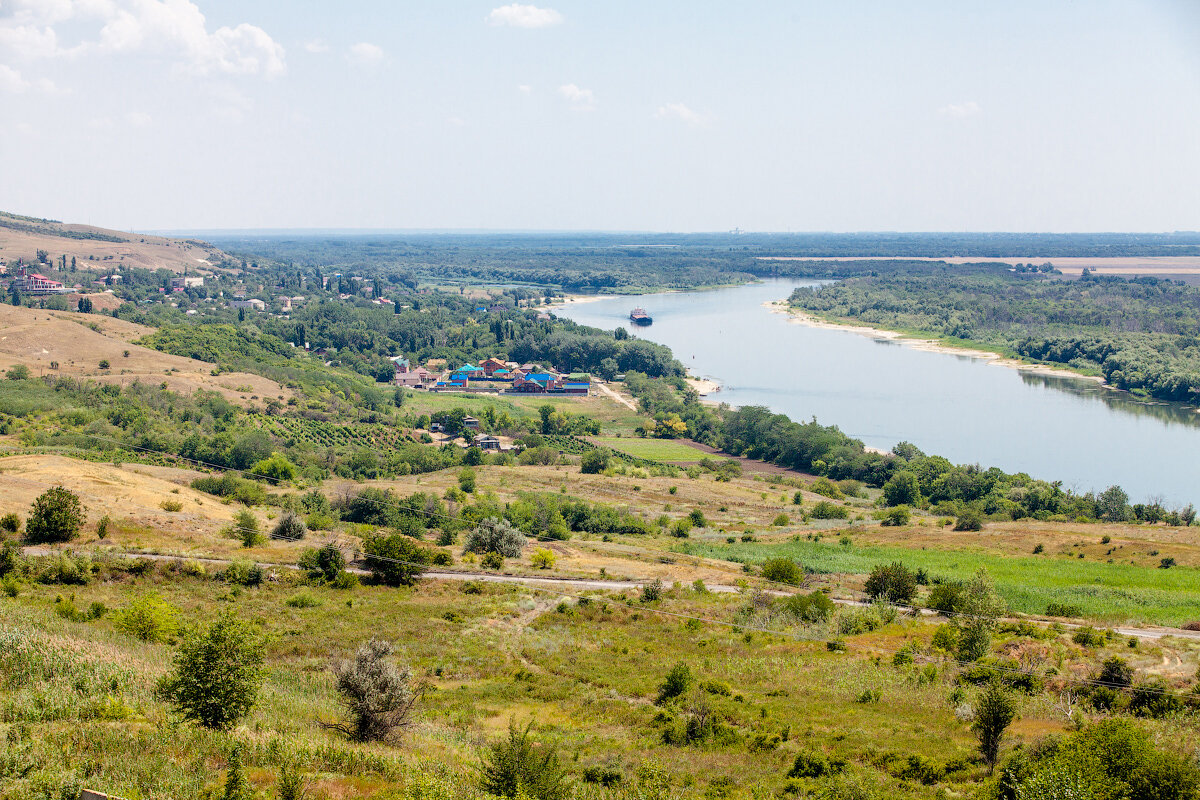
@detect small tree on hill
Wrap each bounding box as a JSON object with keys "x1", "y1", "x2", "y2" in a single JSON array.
[
  {"x1": 299, "y1": 542, "x2": 346, "y2": 583},
  {"x1": 882, "y1": 471, "x2": 922, "y2": 507},
  {"x1": 464, "y1": 517, "x2": 526, "y2": 558},
  {"x1": 272, "y1": 512, "x2": 307, "y2": 542},
  {"x1": 973, "y1": 682, "x2": 1016, "y2": 772},
  {"x1": 863, "y1": 562, "x2": 917, "y2": 604},
  {"x1": 362, "y1": 532, "x2": 430, "y2": 586},
  {"x1": 323, "y1": 638, "x2": 423, "y2": 742},
  {"x1": 26, "y1": 486, "x2": 86, "y2": 544},
  {"x1": 955, "y1": 568, "x2": 1007, "y2": 662},
  {"x1": 156, "y1": 611, "x2": 266, "y2": 730},
  {"x1": 479, "y1": 719, "x2": 568, "y2": 800},
  {"x1": 580, "y1": 449, "x2": 610, "y2": 474},
  {"x1": 656, "y1": 663, "x2": 692, "y2": 704}
]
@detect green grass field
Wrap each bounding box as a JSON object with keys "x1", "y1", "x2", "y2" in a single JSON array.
[
  {"x1": 590, "y1": 437, "x2": 707, "y2": 462},
  {"x1": 679, "y1": 538, "x2": 1200, "y2": 626}
]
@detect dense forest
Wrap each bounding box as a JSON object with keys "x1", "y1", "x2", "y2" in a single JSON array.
[{"x1": 788, "y1": 267, "x2": 1200, "y2": 403}]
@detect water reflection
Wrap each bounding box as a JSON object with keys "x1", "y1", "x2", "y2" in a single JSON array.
[{"x1": 1017, "y1": 372, "x2": 1200, "y2": 427}]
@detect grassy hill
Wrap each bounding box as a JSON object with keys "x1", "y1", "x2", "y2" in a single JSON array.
[{"x1": 0, "y1": 210, "x2": 228, "y2": 274}]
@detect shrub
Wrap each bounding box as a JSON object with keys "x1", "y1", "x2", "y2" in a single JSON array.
[
  {"x1": 809, "y1": 478, "x2": 844, "y2": 500},
  {"x1": 458, "y1": 468, "x2": 476, "y2": 494},
  {"x1": 531, "y1": 548, "x2": 556, "y2": 569},
  {"x1": 641, "y1": 577, "x2": 664, "y2": 603},
  {"x1": 927, "y1": 581, "x2": 967, "y2": 614},
  {"x1": 363, "y1": 533, "x2": 433, "y2": 586},
  {"x1": 1095, "y1": 656, "x2": 1133, "y2": 688},
  {"x1": 478, "y1": 719, "x2": 567, "y2": 800},
  {"x1": 299, "y1": 543, "x2": 345, "y2": 583},
  {"x1": 1045, "y1": 602, "x2": 1083, "y2": 617},
  {"x1": 1128, "y1": 679, "x2": 1184, "y2": 718},
  {"x1": 464, "y1": 517, "x2": 526, "y2": 558},
  {"x1": 792, "y1": 491, "x2": 804, "y2": 505},
  {"x1": 882, "y1": 471, "x2": 922, "y2": 507},
  {"x1": 780, "y1": 591, "x2": 835, "y2": 623},
  {"x1": 272, "y1": 512, "x2": 307, "y2": 542},
  {"x1": 0, "y1": 539, "x2": 23, "y2": 577},
  {"x1": 5, "y1": 364, "x2": 30, "y2": 380},
  {"x1": 232, "y1": 508, "x2": 263, "y2": 547},
  {"x1": 761, "y1": 558, "x2": 804, "y2": 585},
  {"x1": 788, "y1": 750, "x2": 845, "y2": 779},
  {"x1": 285, "y1": 592, "x2": 321, "y2": 609},
  {"x1": 159, "y1": 499, "x2": 183, "y2": 512},
  {"x1": 0, "y1": 513, "x2": 20, "y2": 533},
  {"x1": 96, "y1": 514, "x2": 110, "y2": 539},
  {"x1": 223, "y1": 559, "x2": 263, "y2": 587},
  {"x1": 953, "y1": 510, "x2": 984, "y2": 532},
  {"x1": 324, "y1": 638, "x2": 422, "y2": 742},
  {"x1": 863, "y1": 562, "x2": 917, "y2": 604},
  {"x1": 113, "y1": 593, "x2": 181, "y2": 643},
  {"x1": 251, "y1": 452, "x2": 298, "y2": 485},
  {"x1": 656, "y1": 663, "x2": 692, "y2": 704},
  {"x1": 771, "y1": 513, "x2": 790, "y2": 526},
  {"x1": 98, "y1": 359, "x2": 110, "y2": 369},
  {"x1": 331, "y1": 571, "x2": 359, "y2": 590},
  {"x1": 931, "y1": 624, "x2": 958, "y2": 651},
  {"x1": 156, "y1": 611, "x2": 266, "y2": 730},
  {"x1": 1072, "y1": 626, "x2": 1106, "y2": 647},
  {"x1": 580, "y1": 449, "x2": 610, "y2": 474},
  {"x1": 879, "y1": 506, "x2": 911, "y2": 527},
  {"x1": 26, "y1": 486, "x2": 86, "y2": 543},
  {"x1": 481, "y1": 552, "x2": 504, "y2": 570},
  {"x1": 809, "y1": 501, "x2": 849, "y2": 520}
]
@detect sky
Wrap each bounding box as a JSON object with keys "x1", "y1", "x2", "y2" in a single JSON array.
[{"x1": 1, "y1": 0, "x2": 1198, "y2": 233}]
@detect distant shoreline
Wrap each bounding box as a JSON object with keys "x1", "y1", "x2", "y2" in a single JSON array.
[{"x1": 764, "y1": 300, "x2": 1105, "y2": 384}]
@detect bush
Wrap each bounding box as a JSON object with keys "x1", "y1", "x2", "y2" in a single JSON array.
[
  {"x1": 809, "y1": 501, "x2": 849, "y2": 520},
  {"x1": 953, "y1": 510, "x2": 984, "y2": 532},
  {"x1": 231, "y1": 508, "x2": 263, "y2": 547},
  {"x1": 0, "y1": 513, "x2": 20, "y2": 533},
  {"x1": 927, "y1": 581, "x2": 966, "y2": 614},
  {"x1": 973, "y1": 682, "x2": 1016, "y2": 771},
  {"x1": 285, "y1": 592, "x2": 320, "y2": 608},
  {"x1": 251, "y1": 452, "x2": 298, "y2": 485},
  {"x1": 324, "y1": 638, "x2": 421, "y2": 742},
  {"x1": 863, "y1": 562, "x2": 917, "y2": 604},
  {"x1": 788, "y1": 750, "x2": 845, "y2": 779},
  {"x1": 481, "y1": 552, "x2": 504, "y2": 570},
  {"x1": 0, "y1": 539, "x2": 23, "y2": 577},
  {"x1": 531, "y1": 548, "x2": 556, "y2": 569},
  {"x1": 879, "y1": 506, "x2": 910, "y2": 527},
  {"x1": 363, "y1": 533, "x2": 433, "y2": 586},
  {"x1": 156, "y1": 611, "x2": 266, "y2": 730},
  {"x1": 464, "y1": 517, "x2": 526, "y2": 558},
  {"x1": 478, "y1": 719, "x2": 567, "y2": 800},
  {"x1": 771, "y1": 513, "x2": 790, "y2": 526},
  {"x1": 1072, "y1": 626, "x2": 1107, "y2": 647},
  {"x1": 656, "y1": 663, "x2": 692, "y2": 704},
  {"x1": 159, "y1": 499, "x2": 183, "y2": 512},
  {"x1": 1045, "y1": 602, "x2": 1083, "y2": 617},
  {"x1": 26, "y1": 486, "x2": 86, "y2": 543},
  {"x1": 640, "y1": 577, "x2": 664, "y2": 603},
  {"x1": 223, "y1": 559, "x2": 263, "y2": 586},
  {"x1": 882, "y1": 471, "x2": 921, "y2": 507},
  {"x1": 299, "y1": 543, "x2": 345, "y2": 583},
  {"x1": 580, "y1": 449, "x2": 611, "y2": 474},
  {"x1": 761, "y1": 558, "x2": 804, "y2": 585},
  {"x1": 113, "y1": 593, "x2": 180, "y2": 643},
  {"x1": 271, "y1": 512, "x2": 307, "y2": 542},
  {"x1": 96, "y1": 514, "x2": 110, "y2": 539},
  {"x1": 809, "y1": 478, "x2": 845, "y2": 500},
  {"x1": 1095, "y1": 656, "x2": 1133, "y2": 688},
  {"x1": 780, "y1": 590, "x2": 835, "y2": 622}
]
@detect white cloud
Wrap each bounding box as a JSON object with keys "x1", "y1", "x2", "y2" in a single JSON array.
[
  {"x1": 303, "y1": 39, "x2": 330, "y2": 54},
  {"x1": 347, "y1": 42, "x2": 384, "y2": 63},
  {"x1": 0, "y1": 0, "x2": 287, "y2": 78},
  {"x1": 446, "y1": 115, "x2": 465, "y2": 127},
  {"x1": 0, "y1": 64, "x2": 29, "y2": 92},
  {"x1": 654, "y1": 102, "x2": 704, "y2": 126},
  {"x1": 558, "y1": 83, "x2": 596, "y2": 110},
  {"x1": 938, "y1": 101, "x2": 982, "y2": 119},
  {"x1": 517, "y1": 84, "x2": 532, "y2": 95},
  {"x1": 126, "y1": 110, "x2": 152, "y2": 127},
  {"x1": 487, "y1": 4, "x2": 564, "y2": 28}
]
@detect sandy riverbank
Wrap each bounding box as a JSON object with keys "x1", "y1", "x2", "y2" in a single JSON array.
[
  {"x1": 685, "y1": 375, "x2": 721, "y2": 396},
  {"x1": 764, "y1": 301, "x2": 1104, "y2": 384},
  {"x1": 541, "y1": 294, "x2": 608, "y2": 312}
]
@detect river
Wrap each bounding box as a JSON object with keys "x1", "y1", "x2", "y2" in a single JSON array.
[{"x1": 554, "y1": 279, "x2": 1200, "y2": 507}]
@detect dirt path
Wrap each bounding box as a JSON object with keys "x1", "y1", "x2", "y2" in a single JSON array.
[{"x1": 593, "y1": 380, "x2": 637, "y2": 411}]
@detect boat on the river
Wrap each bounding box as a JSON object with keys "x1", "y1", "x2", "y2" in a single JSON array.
[{"x1": 629, "y1": 307, "x2": 652, "y2": 325}]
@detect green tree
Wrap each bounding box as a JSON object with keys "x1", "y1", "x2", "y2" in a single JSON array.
[
  {"x1": 299, "y1": 543, "x2": 346, "y2": 583},
  {"x1": 955, "y1": 568, "x2": 1006, "y2": 661},
  {"x1": 5, "y1": 364, "x2": 30, "y2": 380},
  {"x1": 863, "y1": 562, "x2": 917, "y2": 604},
  {"x1": 656, "y1": 663, "x2": 692, "y2": 704},
  {"x1": 252, "y1": 452, "x2": 298, "y2": 485},
  {"x1": 1096, "y1": 485, "x2": 1131, "y2": 522},
  {"x1": 271, "y1": 512, "x2": 307, "y2": 542},
  {"x1": 362, "y1": 532, "x2": 430, "y2": 586},
  {"x1": 972, "y1": 682, "x2": 1016, "y2": 772},
  {"x1": 26, "y1": 486, "x2": 86, "y2": 544},
  {"x1": 478, "y1": 719, "x2": 568, "y2": 800},
  {"x1": 882, "y1": 471, "x2": 922, "y2": 507},
  {"x1": 464, "y1": 517, "x2": 526, "y2": 558},
  {"x1": 156, "y1": 612, "x2": 266, "y2": 730},
  {"x1": 113, "y1": 592, "x2": 181, "y2": 643},
  {"x1": 761, "y1": 558, "x2": 804, "y2": 585},
  {"x1": 580, "y1": 448, "x2": 610, "y2": 474}
]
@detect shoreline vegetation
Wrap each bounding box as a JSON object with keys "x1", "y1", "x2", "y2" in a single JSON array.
[{"x1": 766, "y1": 300, "x2": 1105, "y2": 383}]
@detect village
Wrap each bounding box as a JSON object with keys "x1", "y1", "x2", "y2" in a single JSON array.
[{"x1": 391, "y1": 355, "x2": 592, "y2": 396}]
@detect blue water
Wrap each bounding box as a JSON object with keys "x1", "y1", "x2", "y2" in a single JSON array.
[{"x1": 556, "y1": 280, "x2": 1200, "y2": 507}]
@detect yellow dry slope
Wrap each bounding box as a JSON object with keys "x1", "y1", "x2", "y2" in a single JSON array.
[
  {"x1": 0, "y1": 304, "x2": 290, "y2": 407},
  {"x1": 0, "y1": 212, "x2": 226, "y2": 273}
]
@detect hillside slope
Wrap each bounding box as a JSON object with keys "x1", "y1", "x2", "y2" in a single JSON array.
[
  {"x1": 0, "y1": 210, "x2": 227, "y2": 273},
  {"x1": 0, "y1": 304, "x2": 290, "y2": 407}
]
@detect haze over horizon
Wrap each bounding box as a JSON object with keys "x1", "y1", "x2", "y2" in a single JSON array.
[{"x1": 3, "y1": 0, "x2": 1199, "y2": 234}]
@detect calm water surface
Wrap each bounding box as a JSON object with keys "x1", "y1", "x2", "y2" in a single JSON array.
[{"x1": 556, "y1": 280, "x2": 1200, "y2": 506}]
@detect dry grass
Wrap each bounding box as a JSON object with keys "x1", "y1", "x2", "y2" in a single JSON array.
[
  {"x1": 0, "y1": 304, "x2": 290, "y2": 407},
  {"x1": 0, "y1": 216, "x2": 227, "y2": 273}
]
